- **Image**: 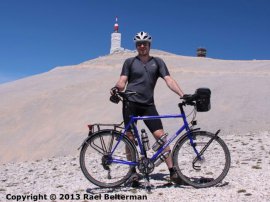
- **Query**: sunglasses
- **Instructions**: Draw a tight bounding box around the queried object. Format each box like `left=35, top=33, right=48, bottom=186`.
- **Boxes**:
left=136, top=41, right=149, bottom=47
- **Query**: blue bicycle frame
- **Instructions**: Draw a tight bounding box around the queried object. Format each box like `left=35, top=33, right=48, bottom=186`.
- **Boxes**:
left=110, top=108, right=201, bottom=166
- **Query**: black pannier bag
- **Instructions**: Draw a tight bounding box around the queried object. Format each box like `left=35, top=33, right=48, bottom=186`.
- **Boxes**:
left=195, top=88, right=211, bottom=112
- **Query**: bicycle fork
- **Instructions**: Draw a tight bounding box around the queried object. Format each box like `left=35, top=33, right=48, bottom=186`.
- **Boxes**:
left=192, top=130, right=220, bottom=170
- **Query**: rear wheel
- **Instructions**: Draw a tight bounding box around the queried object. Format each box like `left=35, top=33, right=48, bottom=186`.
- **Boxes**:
left=80, top=130, right=137, bottom=188
left=173, top=131, right=231, bottom=188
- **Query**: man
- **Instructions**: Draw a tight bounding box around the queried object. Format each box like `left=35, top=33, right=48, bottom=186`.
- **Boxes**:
left=111, top=31, right=185, bottom=186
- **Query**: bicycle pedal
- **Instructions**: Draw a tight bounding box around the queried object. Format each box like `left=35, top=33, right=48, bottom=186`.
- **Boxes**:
left=215, top=181, right=229, bottom=187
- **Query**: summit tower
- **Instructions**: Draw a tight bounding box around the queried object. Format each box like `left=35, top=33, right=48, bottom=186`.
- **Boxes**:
left=110, top=16, right=124, bottom=54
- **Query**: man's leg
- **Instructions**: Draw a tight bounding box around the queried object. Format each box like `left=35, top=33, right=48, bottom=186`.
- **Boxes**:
left=122, top=102, right=141, bottom=187
left=153, top=129, right=187, bottom=185
left=152, top=129, right=173, bottom=168
left=122, top=101, right=135, bottom=161
left=125, top=131, right=135, bottom=161
left=125, top=131, right=141, bottom=187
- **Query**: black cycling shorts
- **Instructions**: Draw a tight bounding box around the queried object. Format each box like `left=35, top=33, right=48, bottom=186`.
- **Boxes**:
left=123, top=101, right=163, bottom=133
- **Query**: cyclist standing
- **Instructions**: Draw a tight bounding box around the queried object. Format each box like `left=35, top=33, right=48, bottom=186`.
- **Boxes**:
left=111, top=31, right=185, bottom=186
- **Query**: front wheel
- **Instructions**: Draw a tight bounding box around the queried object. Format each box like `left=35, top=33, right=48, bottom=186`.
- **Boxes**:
left=80, top=130, right=137, bottom=188
left=172, top=131, right=231, bottom=188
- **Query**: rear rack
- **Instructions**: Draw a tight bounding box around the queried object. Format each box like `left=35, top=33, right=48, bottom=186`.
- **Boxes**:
left=87, top=122, right=125, bottom=136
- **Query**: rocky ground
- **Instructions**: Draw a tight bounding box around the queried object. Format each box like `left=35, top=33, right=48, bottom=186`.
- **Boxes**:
left=1, top=131, right=270, bottom=202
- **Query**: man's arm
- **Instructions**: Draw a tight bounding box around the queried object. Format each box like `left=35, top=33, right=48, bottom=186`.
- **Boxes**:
left=164, top=75, right=184, bottom=97
left=115, top=75, right=128, bottom=91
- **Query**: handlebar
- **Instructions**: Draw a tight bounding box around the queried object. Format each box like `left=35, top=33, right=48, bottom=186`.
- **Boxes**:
left=110, top=90, right=198, bottom=107
left=180, top=94, right=198, bottom=106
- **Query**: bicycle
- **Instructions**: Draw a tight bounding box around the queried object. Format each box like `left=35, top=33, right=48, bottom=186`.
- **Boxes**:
left=79, top=88, right=231, bottom=190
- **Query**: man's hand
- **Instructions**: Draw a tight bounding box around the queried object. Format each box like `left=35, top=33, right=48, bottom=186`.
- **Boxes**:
left=182, top=94, right=192, bottom=100
left=110, top=87, right=120, bottom=104
left=181, top=94, right=197, bottom=106
left=110, top=86, right=119, bottom=95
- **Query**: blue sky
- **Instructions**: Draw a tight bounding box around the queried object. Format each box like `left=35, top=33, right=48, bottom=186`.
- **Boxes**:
left=0, top=0, right=270, bottom=84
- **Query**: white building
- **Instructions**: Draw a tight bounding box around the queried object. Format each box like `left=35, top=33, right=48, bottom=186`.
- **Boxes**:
left=110, top=17, right=124, bottom=54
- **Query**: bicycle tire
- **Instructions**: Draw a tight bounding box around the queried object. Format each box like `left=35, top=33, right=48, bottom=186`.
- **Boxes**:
left=80, top=130, right=137, bottom=188
left=172, top=131, right=231, bottom=188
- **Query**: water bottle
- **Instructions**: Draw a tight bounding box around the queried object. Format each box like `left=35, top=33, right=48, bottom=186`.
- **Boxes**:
left=154, top=151, right=170, bottom=167
left=141, top=129, right=150, bottom=151
left=152, top=133, right=168, bottom=151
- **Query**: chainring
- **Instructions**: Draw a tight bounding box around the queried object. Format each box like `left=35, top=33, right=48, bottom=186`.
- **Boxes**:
left=138, top=157, right=155, bottom=174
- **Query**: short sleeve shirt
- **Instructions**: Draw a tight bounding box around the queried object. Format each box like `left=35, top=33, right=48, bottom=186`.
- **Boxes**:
left=121, top=56, right=170, bottom=105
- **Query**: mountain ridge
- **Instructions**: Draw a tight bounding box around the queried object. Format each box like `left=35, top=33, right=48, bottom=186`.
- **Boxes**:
left=0, top=50, right=270, bottom=163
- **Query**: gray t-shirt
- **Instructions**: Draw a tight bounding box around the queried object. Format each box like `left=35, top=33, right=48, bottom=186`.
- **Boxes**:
left=121, top=56, right=170, bottom=105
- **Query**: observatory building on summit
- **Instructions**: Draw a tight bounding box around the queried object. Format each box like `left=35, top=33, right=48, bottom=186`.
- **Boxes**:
left=109, top=17, right=207, bottom=57
left=110, top=17, right=124, bottom=54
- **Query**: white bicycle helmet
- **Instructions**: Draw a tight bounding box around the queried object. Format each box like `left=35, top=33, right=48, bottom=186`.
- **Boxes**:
left=133, top=31, right=152, bottom=43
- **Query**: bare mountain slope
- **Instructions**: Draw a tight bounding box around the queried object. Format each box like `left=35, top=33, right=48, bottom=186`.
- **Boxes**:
left=0, top=50, right=269, bottom=163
